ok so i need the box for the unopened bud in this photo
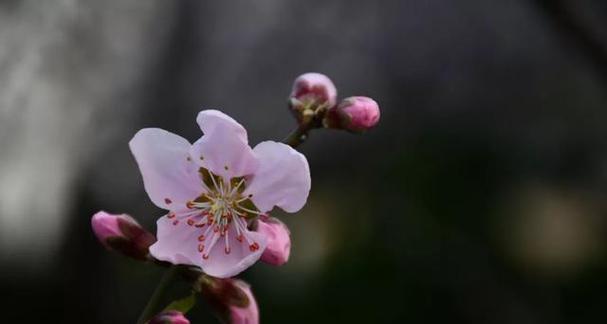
[256,216,291,266]
[289,73,337,123]
[148,310,190,324]
[198,277,259,324]
[325,96,380,133]
[91,211,156,260]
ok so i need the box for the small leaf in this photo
[163,292,196,314]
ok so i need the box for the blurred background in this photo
[1,0,607,323]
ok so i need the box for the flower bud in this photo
[91,211,156,260]
[325,96,380,133]
[229,280,259,324]
[289,73,337,123]
[148,310,190,324]
[256,216,291,266]
[198,277,259,324]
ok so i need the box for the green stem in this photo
[136,265,179,324]
[283,124,311,148]
[284,113,325,148]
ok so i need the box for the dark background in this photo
[1,0,607,323]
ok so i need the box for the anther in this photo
[198,244,204,252]
[225,247,231,254]
[172,220,179,226]
[198,235,205,241]
[164,198,172,204]
[187,219,195,226]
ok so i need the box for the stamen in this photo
[230,178,246,197]
[233,216,254,246]
[201,231,220,260]
[249,242,259,251]
[218,178,225,196]
[187,169,263,260]
[224,229,230,254]
[235,204,265,216]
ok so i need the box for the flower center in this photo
[167,168,262,260]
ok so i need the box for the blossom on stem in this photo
[199,277,259,324]
[129,110,311,278]
[325,96,380,133]
[256,216,291,266]
[289,73,337,123]
[229,280,259,324]
[91,211,156,260]
[147,310,190,324]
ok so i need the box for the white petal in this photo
[243,141,311,213]
[197,228,267,278]
[149,215,200,265]
[129,128,203,210]
[190,110,258,179]
[196,109,247,143]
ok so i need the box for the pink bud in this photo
[328,96,380,132]
[257,217,291,266]
[91,211,156,260]
[199,278,259,324]
[229,280,259,324]
[148,310,190,324]
[289,73,337,112]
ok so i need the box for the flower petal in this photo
[244,141,311,213]
[129,128,203,210]
[190,110,258,179]
[196,110,247,142]
[198,227,267,278]
[149,216,200,265]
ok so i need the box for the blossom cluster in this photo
[91,73,379,323]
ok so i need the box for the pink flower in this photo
[200,277,259,324]
[91,211,156,260]
[148,310,190,324]
[256,216,291,266]
[129,110,311,278]
[290,72,337,108]
[326,96,380,132]
[229,279,259,324]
